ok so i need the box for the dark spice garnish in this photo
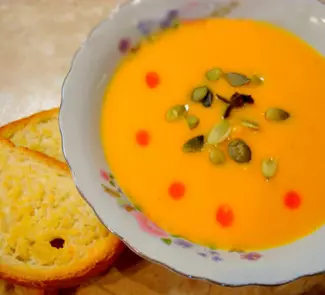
[223,105,233,119]
[222,92,255,119]
[230,92,254,106]
[216,94,230,104]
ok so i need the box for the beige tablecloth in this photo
[76,249,325,295]
[1,1,325,294]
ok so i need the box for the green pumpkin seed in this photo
[262,158,278,180]
[186,115,200,130]
[209,147,226,165]
[225,72,250,87]
[201,90,214,108]
[166,105,187,122]
[251,74,264,85]
[206,68,223,81]
[228,139,252,163]
[241,119,260,130]
[183,135,205,153]
[265,108,290,122]
[207,120,231,145]
[192,86,209,102]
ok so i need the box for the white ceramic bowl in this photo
[60,0,325,286]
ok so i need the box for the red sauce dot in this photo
[146,72,160,88]
[216,205,234,228]
[284,191,301,209]
[136,130,150,146]
[168,182,185,200]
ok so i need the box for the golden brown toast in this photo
[0,112,123,288]
[0,109,63,162]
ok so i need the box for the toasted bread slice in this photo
[0,109,64,162]
[0,138,123,288]
[0,279,48,295]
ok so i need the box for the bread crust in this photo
[0,240,124,289]
[0,117,124,288]
[0,108,59,140]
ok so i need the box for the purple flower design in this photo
[212,255,222,262]
[160,9,179,28]
[240,252,262,261]
[197,252,208,258]
[167,9,179,19]
[137,20,156,36]
[209,250,219,255]
[118,38,131,54]
[179,1,219,20]
[174,238,193,249]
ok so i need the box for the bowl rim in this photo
[59,0,325,287]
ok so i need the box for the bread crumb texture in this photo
[0,111,122,288]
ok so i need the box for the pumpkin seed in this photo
[265,108,290,122]
[186,115,200,129]
[262,158,278,179]
[201,90,214,108]
[251,74,264,85]
[166,105,187,122]
[241,119,260,130]
[209,147,226,165]
[192,86,209,102]
[206,68,223,81]
[228,139,252,163]
[183,135,205,153]
[207,120,231,145]
[225,72,250,87]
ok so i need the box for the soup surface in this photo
[101,18,325,250]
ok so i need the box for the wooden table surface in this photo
[1,1,325,294]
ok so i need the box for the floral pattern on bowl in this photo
[100,169,264,263]
[60,0,325,286]
[102,0,264,264]
[117,0,240,54]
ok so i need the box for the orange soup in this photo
[101,18,325,250]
